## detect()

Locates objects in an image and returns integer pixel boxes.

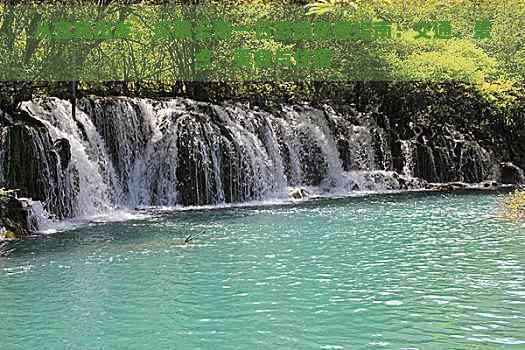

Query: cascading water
[273,118,303,186]
[400,140,415,177]
[0,128,7,185]
[0,96,500,221]
[282,105,345,190]
[22,99,119,216]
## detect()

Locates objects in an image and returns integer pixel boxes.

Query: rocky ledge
[0,194,41,241]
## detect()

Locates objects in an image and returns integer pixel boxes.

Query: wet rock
[392,172,425,190]
[448,181,468,189]
[431,184,454,191]
[12,109,47,128]
[400,175,428,190]
[499,162,525,184]
[430,182,469,192]
[53,138,71,170]
[482,180,499,188]
[0,196,39,239]
[400,125,495,185]
[288,187,309,200]
[1,125,76,218]
[414,143,439,183]
[458,141,494,183]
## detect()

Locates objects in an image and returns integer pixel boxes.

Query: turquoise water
[2,192,525,350]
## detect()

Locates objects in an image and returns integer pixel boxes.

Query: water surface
[2,192,525,350]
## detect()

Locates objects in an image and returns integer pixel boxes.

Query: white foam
[37,209,154,234]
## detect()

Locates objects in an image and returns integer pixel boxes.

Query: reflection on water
[1,191,525,350]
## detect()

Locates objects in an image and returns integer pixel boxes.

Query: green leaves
[305,0,357,16]
[501,190,525,220]
[0,3,523,81]
[383,31,497,82]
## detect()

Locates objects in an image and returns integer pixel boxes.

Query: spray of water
[1,96,494,226]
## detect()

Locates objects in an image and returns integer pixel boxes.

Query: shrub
[501,190,525,220]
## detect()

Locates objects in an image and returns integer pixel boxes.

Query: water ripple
[1,192,525,349]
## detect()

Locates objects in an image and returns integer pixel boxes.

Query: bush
[384,32,497,82]
[501,190,525,220]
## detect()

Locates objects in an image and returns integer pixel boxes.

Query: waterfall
[400,140,415,177]
[273,118,303,186]
[0,128,7,185]
[372,127,392,171]
[283,105,345,189]
[0,96,500,220]
[22,98,119,216]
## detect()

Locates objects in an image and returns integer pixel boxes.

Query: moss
[0,187,18,203]
[2,230,17,239]
[501,190,525,220]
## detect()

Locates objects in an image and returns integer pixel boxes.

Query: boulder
[481,180,499,188]
[288,187,309,200]
[0,196,39,239]
[430,182,468,192]
[500,162,525,184]
[54,138,71,170]
[2,124,76,218]
[397,173,429,190]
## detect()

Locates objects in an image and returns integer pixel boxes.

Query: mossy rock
[2,230,18,239]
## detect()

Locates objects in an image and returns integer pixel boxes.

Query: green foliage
[476,81,522,108]
[0,188,17,203]
[0,3,524,81]
[305,0,357,16]
[384,32,496,82]
[501,190,525,220]
[2,231,17,239]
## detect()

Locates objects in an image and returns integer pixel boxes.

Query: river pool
[1,191,525,350]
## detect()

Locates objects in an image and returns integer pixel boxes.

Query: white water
[401,140,415,177]
[11,96,483,228]
[23,99,118,216]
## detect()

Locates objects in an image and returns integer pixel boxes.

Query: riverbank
[0,194,42,255]
[1,181,522,248]
[0,194,42,238]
